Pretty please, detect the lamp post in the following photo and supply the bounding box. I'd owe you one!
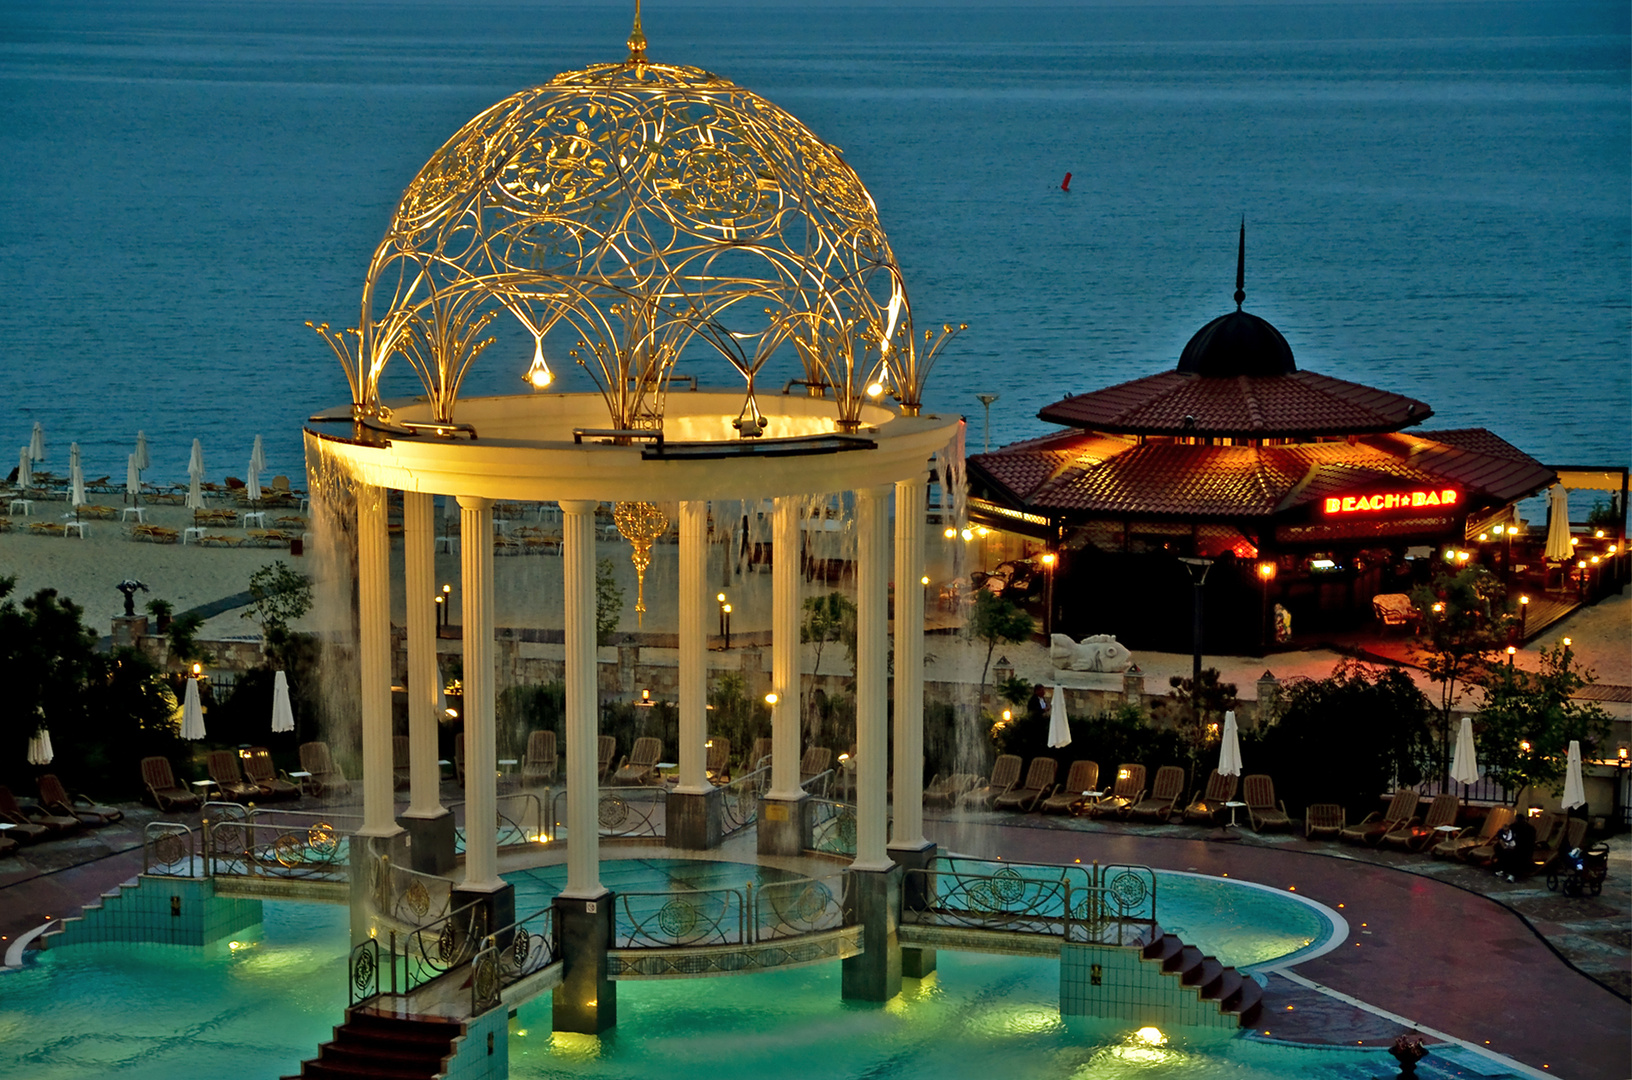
[717,592,727,640]
[1040,552,1057,638]
[1506,645,1516,667]
[1577,560,1587,601]
[1518,594,1529,641]
[723,603,732,650]
[441,583,451,629]
[975,393,999,454]
[1178,557,1214,688]
[1256,560,1277,651]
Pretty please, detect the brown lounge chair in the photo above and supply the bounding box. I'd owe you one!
[1182,769,1239,825]
[0,790,52,844]
[799,746,833,788]
[596,735,618,783]
[705,736,731,785]
[924,773,978,808]
[243,748,301,800]
[993,757,1058,812]
[1382,792,1458,851]
[299,741,351,798]
[612,737,664,786]
[1087,763,1147,818]
[522,730,558,785]
[0,833,16,858]
[206,749,265,802]
[1040,761,1100,814]
[1534,817,1588,876]
[1434,806,1512,860]
[0,786,80,835]
[1126,765,1187,823]
[746,737,772,775]
[1526,811,1566,865]
[1339,789,1419,845]
[1243,774,1293,831]
[1305,803,1346,840]
[961,754,1023,809]
[37,774,124,825]
[142,756,202,812]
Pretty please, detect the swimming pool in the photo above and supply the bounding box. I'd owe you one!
[0,860,1362,1079]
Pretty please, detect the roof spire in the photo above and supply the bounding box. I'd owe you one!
[627,0,648,63]
[1234,216,1246,310]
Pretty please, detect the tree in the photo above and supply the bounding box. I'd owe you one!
[1411,565,1512,782]
[595,557,624,645]
[800,590,856,734]
[243,562,312,661]
[1162,668,1240,779]
[0,580,101,787]
[165,610,211,668]
[1476,644,1613,802]
[968,591,1034,703]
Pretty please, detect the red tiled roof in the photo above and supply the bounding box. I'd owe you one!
[1037,370,1433,438]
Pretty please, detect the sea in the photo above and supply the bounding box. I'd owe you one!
[1,1,1628,514]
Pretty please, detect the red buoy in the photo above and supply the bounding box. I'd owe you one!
[1061,172,1072,192]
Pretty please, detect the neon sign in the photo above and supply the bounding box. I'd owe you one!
[1323,489,1459,515]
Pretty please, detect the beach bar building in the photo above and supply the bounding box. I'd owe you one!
[966,241,1558,652]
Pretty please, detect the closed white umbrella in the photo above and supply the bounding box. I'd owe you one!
[271,670,295,733]
[181,676,207,740]
[29,421,45,463]
[1218,710,1243,777]
[186,438,206,510]
[134,430,150,473]
[18,446,32,490]
[27,720,54,766]
[69,443,86,508]
[1449,715,1479,789]
[1047,684,1072,748]
[247,435,265,503]
[126,453,141,503]
[1544,484,1573,562]
[1561,739,1586,811]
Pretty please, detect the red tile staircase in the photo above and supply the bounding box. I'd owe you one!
[282,1008,461,1079]
[1140,926,1264,1027]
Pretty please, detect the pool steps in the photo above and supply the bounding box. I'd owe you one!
[1140,926,1263,1026]
[283,1008,461,1079]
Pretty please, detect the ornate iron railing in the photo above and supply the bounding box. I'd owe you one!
[482,904,556,1007]
[809,797,857,856]
[202,803,352,881]
[752,873,844,941]
[551,786,666,839]
[720,766,767,836]
[348,897,492,1006]
[614,873,845,949]
[449,792,547,852]
[903,858,1156,946]
[142,821,197,877]
[802,768,836,798]
[370,859,456,927]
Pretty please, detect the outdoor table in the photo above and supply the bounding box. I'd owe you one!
[1433,824,1461,834]
[242,511,267,528]
[1069,790,1105,815]
[0,822,16,831]
[9,499,33,516]
[121,506,146,522]
[192,780,219,801]
[1224,800,1247,828]
[182,526,206,544]
[62,520,87,538]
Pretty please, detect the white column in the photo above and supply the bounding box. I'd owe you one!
[676,500,709,794]
[853,485,892,870]
[458,496,501,890]
[402,492,444,820]
[769,496,803,800]
[890,474,928,850]
[559,499,603,898]
[357,484,399,837]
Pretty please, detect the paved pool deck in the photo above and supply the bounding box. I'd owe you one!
[3,797,1626,1079]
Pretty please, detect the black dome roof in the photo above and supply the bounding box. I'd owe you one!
[1177,309,1296,377]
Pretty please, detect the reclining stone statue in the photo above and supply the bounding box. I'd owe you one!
[1049,633,1133,673]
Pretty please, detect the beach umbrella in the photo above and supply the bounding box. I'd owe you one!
[29,421,44,463]
[181,676,207,740]
[134,430,150,472]
[271,670,295,733]
[1047,684,1072,748]
[1544,484,1573,562]
[17,446,32,490]
[1561,739,1586,811]
[1449,715,1479,790]
[27,710,54,765]
[126,453,141,503]
[1218,710,1243,777]
[247,434,265,502]
[186,438,206,510]
[69,443,86,508]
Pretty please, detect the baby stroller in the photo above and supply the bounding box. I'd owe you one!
[1546,842,1609,897]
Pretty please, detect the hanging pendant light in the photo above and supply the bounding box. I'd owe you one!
[522,334,553,391]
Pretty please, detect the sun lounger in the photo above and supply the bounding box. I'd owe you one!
[0,790,52,844]
[705,736,731,784]
[1242,774,1293,831]
[961,754,1023,809]
[596,735,617,783]
[799,746,834,789]
[522,730,558,785]
[0,833,16,857]
[924,772,979,808]
[1382,792,1458,851]
[0,785,81,835]
[37,774,124,825]
[1087,763,1147,818]
[299,741,351,798]
[1339,789,1419,845]
[1182,769,1239,825]
[242,748,301,800]
[1305,803,1346,840]
[746,737,772,775]
[1126,765,1187,822]
[142,756,202,811]
[1533,817,1587,876]
[206,749,265,802]
[993,757,1058,812]
[1039,760,1100,814]
[613,737,665,786]
[1435,806,1512,860]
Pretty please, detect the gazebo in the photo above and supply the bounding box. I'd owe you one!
[303,15,960,1032]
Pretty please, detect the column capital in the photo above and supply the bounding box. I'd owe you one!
[559,499,599,515]
[456,494,493,511]
[855,483,893,501]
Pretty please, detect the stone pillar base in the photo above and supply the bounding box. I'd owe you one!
[890,841,937,978]
[666,788,722,850]
[841,864,902,1002]
[452,881,516,952]
[553,892,617,1034]
[111,615,147,649]
[398,810,457,876]
[757,793,811,857]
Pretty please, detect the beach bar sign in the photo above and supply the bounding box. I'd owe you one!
[1324,488,1460,515]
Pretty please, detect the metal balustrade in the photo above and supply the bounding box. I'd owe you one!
[903,857,1157,947]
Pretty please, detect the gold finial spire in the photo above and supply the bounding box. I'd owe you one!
[627,0,647,62]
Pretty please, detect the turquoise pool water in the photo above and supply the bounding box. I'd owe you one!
[0,860,1348,1079]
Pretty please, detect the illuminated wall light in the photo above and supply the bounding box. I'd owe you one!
[1595,529,1606,538]
[920,575,930,585]
[1040,552,1056,566]
[943,527,957,539]
[1257,561,1276,580]
[960,528,973,541]
[764,692,778,706]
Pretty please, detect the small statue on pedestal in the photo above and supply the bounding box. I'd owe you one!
[116,579,149,617]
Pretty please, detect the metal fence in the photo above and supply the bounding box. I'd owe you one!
[550,786,666,839]
[614,872,844,949]
[903,857,1157,947]
[143,821,198,877]
[449,792,547,851]
[202,803,355,882]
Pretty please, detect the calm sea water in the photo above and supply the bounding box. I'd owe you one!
[1,1,1627,497]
